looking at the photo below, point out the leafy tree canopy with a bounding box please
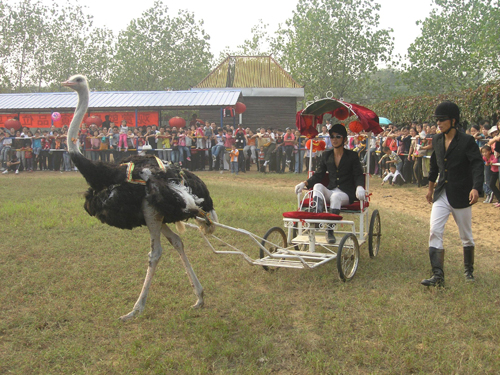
[111,0,213,91]
[270,0,394,103]
[402,0,500,96]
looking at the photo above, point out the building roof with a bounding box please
[195,56,303,89]
[0,89,242,113]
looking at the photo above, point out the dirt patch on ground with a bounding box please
[202,171,499,256]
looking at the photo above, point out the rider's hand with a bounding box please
[356,186,366,201]
[295,182,306,195]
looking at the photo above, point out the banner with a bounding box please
[0,112,159,129]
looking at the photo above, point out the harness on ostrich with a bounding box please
[120,156,166,185]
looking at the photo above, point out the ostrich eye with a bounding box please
[76,78,82,82]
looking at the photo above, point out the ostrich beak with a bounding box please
[61,80,75,87]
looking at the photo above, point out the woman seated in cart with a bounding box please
[294,124,367,244]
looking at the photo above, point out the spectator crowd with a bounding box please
[2,116,499,208]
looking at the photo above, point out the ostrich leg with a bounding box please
[161,224,204,308]
[120,204,163,322]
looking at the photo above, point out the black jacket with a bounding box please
[429,130,484,208]
[306,149,364,204]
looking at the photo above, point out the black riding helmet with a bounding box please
[433,100,460,127]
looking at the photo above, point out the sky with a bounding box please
[14,0,435,60]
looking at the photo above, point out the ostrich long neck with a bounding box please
[68,86,89,154]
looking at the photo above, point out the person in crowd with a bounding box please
[118,120,128,152]
[32,129,42,170]
[195,122,205,149]
[229,143,239,175]
[177,128,191,166]
[2,152,21,174]
[234,127,246,172]
[283,127,295,172]
[109,126,119,163]
[98,128,110,162]
[61,137,72,172]
[10,130,25,171]
[261,127,276,168]
[170,129,179,164]
[378,146,402,175]
[243,129,258,168]
[102,115,111,129]
[274,128,285,173]
[294,124,366,244]
[52,130,63,171]
[156,127,169,161]
[294,130,305,173]
[481,145,499,204]
[258,145,265,172]
[421,101,484,287]
[381,164,405,186]
[318,125,333,150]
[0,128,13,170]
[90,130,101,161]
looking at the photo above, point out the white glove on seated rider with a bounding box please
[356,186,366,201]
[295,182,306,195]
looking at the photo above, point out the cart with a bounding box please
[186,96,383,281]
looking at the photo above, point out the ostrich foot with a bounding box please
[191,291,204,309]
[119,308,142,322]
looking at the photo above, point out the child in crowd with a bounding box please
[118,120,128,151]
[195,123,205,149]
[79,123,88,152]
[381,164,405,186]
[378,146,403,175]
[258,146,265,172]
[2,153,20,174]
[24,144,33,172]
[229,144,239,174]
[204,121,213,150]
[481,145,499,204]
[32,129,42,170]
[61,138,72,171]
[90,130,101,161]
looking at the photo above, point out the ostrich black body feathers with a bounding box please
[71,153,214,230]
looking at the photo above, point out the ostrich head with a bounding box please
[62,74,89,93]
[62,74,90,154]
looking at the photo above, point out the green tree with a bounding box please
[0,0,50,92]
[402,0,500,95]
[271,0,393,103]
[111,0,212,91]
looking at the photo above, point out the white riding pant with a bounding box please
[312,184,350,211]
[429,191,474,249]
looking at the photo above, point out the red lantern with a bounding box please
[349,120,364,134]
[305,139,326,153]
[333,106,349,121]
[85,115,103,127]
[169,116,186,128]
[4,118,22,132]
[235,102,246,114]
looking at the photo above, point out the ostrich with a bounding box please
[62,74,217,321]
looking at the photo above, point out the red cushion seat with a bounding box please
[282,211,343,221]
[299,198,369,211]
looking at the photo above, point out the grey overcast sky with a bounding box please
[11,0,435,60]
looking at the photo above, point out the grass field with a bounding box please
[1,171,500,374]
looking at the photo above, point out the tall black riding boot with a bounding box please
[326,208,340,244]
[312,196,324,213]
[421,247,445,287]
[463,246,475,282]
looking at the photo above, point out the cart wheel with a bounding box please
[337,233,360,282]
[368,209,381,258]
[260,227,287,272]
